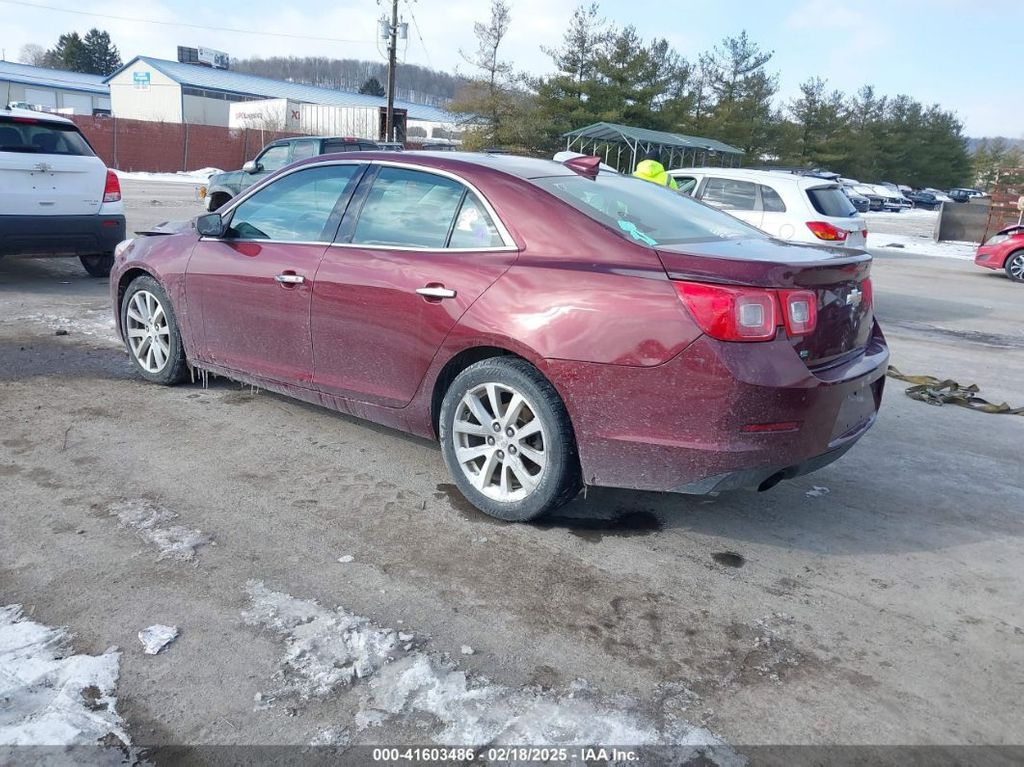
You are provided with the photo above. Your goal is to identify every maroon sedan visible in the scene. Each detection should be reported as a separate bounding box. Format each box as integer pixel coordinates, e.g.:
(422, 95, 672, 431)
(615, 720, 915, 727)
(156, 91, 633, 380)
(110, 152, 887, 521)
(974, 225, 1024, 282)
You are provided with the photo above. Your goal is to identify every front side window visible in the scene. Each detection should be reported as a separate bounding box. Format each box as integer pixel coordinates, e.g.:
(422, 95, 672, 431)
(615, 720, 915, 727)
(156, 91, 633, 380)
(256, 145, 290, 173)
(700, 177, 758, 211)
(351, 167, 466, 249)
(226, 164, 361, 242)
(534, 173, 764, 246)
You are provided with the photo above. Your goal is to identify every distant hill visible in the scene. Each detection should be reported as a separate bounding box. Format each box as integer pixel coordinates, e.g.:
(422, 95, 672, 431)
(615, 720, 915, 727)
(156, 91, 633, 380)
(966, 136, 1024, 154)
(231, 56, 464, 108)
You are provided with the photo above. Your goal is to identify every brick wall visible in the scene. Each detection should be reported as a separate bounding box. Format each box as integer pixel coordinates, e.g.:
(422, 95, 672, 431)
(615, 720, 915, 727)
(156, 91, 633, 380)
(70, 116, 303, 173)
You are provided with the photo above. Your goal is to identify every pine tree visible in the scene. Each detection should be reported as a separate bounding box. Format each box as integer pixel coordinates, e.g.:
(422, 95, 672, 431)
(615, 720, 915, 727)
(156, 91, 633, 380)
(82, 28, 122, 75)
(358, 77, 386, 97)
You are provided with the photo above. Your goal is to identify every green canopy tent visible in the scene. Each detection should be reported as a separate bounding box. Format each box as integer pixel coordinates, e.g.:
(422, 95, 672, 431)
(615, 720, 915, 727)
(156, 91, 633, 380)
(563, 121, 744, 174)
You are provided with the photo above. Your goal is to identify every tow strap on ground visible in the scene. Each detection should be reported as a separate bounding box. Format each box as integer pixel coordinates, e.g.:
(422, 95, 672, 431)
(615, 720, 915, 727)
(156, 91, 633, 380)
(886, 366, 1024, 415)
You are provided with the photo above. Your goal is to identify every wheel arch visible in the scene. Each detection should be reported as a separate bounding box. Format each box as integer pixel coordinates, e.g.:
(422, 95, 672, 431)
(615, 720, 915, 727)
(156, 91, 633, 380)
(116, 266, 159, 334)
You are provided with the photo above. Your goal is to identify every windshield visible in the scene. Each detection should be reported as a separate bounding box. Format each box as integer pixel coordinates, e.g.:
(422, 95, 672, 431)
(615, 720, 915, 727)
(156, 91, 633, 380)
(533, 173, 765, 246)
(0, 117, 95, 156)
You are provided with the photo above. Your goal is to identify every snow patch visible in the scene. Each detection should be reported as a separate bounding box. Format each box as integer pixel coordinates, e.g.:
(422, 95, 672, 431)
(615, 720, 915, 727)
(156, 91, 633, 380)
(114, 168, 222, 184)
(242, 581, 400, 700)
(16, 310, 117, 344)
(336, 555, 355, 564)
(805, 486, 830, 498)
(137, 625, 178, 655)
(866, 232, 976, 260)
(0, 605, 130, 748)
(108, 499, 211, 561)
(244, 584, 739, 762)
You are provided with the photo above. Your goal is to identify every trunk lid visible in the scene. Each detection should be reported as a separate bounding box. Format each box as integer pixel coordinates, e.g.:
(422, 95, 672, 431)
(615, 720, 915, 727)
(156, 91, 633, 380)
(657, 238, 874, 368)
(0, 115, 106, 216)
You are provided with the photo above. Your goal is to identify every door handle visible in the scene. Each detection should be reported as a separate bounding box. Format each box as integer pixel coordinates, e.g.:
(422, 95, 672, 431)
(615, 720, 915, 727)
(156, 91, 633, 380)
(416, 285, 456, 299)
(275, 273, 305, 284)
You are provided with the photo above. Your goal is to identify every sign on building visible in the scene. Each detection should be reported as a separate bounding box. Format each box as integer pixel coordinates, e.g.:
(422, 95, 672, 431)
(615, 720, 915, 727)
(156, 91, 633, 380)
(133, 72, 151, 90)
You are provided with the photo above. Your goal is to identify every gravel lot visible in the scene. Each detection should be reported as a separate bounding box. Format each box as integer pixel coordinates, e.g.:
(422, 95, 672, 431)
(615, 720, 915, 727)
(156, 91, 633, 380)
(1, 180, 1022, 758)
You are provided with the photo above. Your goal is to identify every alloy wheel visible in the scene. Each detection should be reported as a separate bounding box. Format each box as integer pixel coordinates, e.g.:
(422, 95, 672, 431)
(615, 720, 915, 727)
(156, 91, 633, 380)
(452, 382, 547, 502)
(125, 290, 171, 373)
(1008, 253, 1024, 281)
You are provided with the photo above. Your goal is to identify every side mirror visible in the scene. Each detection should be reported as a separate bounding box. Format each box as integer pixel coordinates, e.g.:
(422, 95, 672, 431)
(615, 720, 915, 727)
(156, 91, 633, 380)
(242, 160, 259, 173)
(196, 213, 226, 238)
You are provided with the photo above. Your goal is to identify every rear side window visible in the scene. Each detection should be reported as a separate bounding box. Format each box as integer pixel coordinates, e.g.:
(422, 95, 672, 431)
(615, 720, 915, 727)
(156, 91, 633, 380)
(0, 117, 95, 156)
(701, 177, 757, 211)
(807, 186, 856, 217)
(324, 140, 378, 153)
(449, 194, 503, 248)
(289, 140, 317, 161)
(760, 184, 787, 212)
(673, 176, 698, 195)
(352, 166, 465, 248)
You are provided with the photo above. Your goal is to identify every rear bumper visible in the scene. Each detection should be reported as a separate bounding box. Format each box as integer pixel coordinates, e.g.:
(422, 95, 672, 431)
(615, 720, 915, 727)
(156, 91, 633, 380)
(546, 321, 889, 494)
(0, 214, 126, 257)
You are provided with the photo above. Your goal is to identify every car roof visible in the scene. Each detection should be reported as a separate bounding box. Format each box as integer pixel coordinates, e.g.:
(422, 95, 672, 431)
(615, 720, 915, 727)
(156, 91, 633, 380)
(304, 150, 578, 180)
(0, 106, 75, 126)
(669, 166, 838, 188)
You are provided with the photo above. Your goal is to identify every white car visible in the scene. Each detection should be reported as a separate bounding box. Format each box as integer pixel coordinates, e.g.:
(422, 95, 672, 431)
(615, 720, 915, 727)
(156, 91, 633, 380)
(0, 107, 125, 276)
(668, 167, 867, 249)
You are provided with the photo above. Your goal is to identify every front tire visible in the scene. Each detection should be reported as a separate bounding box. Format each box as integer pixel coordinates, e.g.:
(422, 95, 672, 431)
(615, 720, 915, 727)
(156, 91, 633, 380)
(121, 275, 189, 385)
(1005, 250, 1024, 283)
(439, 357, 582, 522)
(80, 254, 114, 277)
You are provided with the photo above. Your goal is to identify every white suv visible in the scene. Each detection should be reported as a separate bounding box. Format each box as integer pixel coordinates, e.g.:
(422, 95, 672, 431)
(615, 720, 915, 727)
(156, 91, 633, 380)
(0, 107, 125, 276)
(668, 167, 867, 249)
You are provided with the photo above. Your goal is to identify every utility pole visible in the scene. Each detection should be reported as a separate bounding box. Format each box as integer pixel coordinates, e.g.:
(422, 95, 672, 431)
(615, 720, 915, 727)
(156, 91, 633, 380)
(384, 0, 398, 142)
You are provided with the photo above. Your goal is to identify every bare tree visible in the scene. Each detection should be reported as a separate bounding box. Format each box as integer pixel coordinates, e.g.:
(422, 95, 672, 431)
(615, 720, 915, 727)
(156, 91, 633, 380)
(19, 44, 47, 66)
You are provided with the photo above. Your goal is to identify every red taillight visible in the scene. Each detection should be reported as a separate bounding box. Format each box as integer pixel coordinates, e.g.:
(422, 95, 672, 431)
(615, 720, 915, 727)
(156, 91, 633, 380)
(861, 277, 873, 308)
(674, 281, 819, 342)
(674, 282, 778, 342)
(11, 116, 39, 123)
(806, 221, 848, 241)
(103, 169, 121, 203)
(861, 228, 868, 239)
(778, 289, 817, 336)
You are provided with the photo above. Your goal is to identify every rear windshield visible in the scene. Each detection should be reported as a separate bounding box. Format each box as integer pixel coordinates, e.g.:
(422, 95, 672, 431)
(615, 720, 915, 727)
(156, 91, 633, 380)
(0, 117, 95, 156)
(533, 173, 765, 246)
(806, 186, 856, 217)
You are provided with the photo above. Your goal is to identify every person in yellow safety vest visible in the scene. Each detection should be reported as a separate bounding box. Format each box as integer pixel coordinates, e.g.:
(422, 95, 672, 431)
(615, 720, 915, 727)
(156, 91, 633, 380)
(632, 148, 678, 189)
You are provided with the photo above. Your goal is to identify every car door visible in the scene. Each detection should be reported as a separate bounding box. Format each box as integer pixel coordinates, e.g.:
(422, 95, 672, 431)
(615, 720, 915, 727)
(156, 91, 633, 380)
(185, 162, 365, 386)
(311, 164, 518, 407)
(697, 177, 763, 229)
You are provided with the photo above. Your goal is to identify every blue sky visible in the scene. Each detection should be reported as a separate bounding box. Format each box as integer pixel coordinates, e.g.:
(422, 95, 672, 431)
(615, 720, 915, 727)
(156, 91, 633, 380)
(2, 0, 1021, 136)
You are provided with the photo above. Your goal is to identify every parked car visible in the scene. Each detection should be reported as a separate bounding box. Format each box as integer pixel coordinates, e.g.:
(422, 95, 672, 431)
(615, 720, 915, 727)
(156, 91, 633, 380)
(848, 184, 886, 212)
(841, 186, 872, 213)
(948, 188, 986, 203)
(869, 184, 909, 212)
(202, 136, 380, 211)
(0, 106, 125, 277)
(905, 191, 941, 210)
(668, 167, 868, 249)
(922, 188, 953, 203)
(110, 152, 887, 521)
(974, 225, 1024, 282)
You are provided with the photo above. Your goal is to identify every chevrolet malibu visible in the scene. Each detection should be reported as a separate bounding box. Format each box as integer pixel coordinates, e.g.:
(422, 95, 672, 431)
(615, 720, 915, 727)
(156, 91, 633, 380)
(110, 152, 888, 521)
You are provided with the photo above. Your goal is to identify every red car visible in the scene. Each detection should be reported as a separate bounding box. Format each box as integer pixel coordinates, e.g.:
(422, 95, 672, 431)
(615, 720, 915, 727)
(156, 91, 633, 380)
(975, 225, 1024, 282)
(109, 152, 888, 521)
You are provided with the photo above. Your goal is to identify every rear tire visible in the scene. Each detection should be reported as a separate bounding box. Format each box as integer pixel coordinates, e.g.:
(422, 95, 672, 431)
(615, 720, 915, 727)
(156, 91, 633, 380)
(439, 357, 582, 522)
(80, 254, 114, 277)
(121, 275, 189, 385)
(1004, 250, 1024, 283)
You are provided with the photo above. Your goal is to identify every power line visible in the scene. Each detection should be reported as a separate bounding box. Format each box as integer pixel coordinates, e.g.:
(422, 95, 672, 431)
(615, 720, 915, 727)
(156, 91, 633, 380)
(0, 0, 378, 45)
(404, 0, 433, 70)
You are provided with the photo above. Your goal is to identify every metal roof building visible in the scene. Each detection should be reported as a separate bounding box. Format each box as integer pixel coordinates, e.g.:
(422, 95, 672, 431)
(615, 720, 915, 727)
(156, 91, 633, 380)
(104, 56, 459, 134)
(0, 60, 111, 115)
(564, 121, 743, 173)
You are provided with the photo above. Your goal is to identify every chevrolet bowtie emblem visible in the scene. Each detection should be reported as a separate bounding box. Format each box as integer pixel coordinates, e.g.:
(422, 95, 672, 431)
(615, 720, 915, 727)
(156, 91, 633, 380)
(846, 288, 863, 306)
(33, 162, 53, 172)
